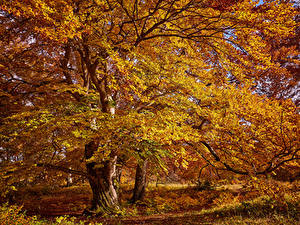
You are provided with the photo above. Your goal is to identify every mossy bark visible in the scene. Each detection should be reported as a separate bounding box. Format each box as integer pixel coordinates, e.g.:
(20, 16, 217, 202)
(85, 141, 120, 215)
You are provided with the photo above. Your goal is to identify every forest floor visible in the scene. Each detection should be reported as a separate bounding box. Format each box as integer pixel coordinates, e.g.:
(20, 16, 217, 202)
(2, 181, 299, 224)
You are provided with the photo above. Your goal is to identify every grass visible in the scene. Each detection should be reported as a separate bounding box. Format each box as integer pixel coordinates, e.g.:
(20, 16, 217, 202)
(213, 215, 298, 225)
(1, 180, 299, 224)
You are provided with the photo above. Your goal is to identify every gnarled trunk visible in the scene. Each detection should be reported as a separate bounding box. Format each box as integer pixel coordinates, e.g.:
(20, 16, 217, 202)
(130, 159, 148, 203)
(85, 141, 120, 214)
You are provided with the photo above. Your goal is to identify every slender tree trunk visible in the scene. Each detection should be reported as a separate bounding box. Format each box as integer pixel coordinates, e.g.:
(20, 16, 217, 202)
(115, 157, 123, 189)
(85, 141, 120, 214)
(130, 159, 148, 203)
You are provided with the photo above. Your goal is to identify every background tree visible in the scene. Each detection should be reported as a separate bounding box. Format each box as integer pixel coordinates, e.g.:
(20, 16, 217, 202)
(253, 1, 299, 104)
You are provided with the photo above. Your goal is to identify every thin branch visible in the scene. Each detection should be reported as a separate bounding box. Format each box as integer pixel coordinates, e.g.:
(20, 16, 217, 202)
(37, 163, 88, 177)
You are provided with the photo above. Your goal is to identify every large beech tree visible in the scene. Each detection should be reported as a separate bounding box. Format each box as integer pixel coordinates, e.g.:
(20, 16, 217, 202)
(0, 0, 299, 214)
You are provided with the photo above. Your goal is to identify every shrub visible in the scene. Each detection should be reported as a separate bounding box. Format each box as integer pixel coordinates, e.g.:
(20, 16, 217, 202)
(0, 204, 43, 225)
(0, 203, 102, 225)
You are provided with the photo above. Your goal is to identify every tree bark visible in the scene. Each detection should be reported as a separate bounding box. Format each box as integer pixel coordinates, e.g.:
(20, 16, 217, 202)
(85, 141, 120, 214)
(130, 159, 148, 203)
(80, 44, 120, 214)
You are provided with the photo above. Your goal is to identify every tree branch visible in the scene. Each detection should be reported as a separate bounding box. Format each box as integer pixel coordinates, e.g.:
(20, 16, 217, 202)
(37, 163, 88, 177)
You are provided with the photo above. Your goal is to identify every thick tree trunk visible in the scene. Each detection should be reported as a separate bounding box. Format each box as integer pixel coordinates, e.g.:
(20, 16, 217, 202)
(85, 141, 120, 214)
(130, 160, 148, 203)
(80, 44, 120, 214)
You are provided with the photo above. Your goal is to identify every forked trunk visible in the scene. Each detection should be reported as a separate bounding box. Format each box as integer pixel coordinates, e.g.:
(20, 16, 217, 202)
(130, 159, 148, 203)
(85, 141, 120, 214)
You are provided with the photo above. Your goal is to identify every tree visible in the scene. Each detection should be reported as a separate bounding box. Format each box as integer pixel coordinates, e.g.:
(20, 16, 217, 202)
(1, 0, 299, 214)
(191, 84, 299, 175)
(252, 2, 299, 103)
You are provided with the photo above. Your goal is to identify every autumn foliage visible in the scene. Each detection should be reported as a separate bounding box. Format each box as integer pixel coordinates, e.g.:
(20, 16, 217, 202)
(0, 0, 299, 216)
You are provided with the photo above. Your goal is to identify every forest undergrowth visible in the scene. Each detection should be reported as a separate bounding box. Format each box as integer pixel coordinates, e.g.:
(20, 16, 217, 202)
(1, 180, 299, 225)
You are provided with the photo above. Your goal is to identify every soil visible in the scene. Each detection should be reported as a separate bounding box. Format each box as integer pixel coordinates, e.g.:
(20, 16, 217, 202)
(7, 183, 299, 225)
